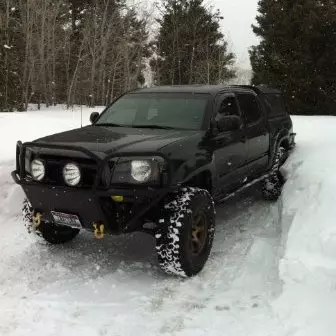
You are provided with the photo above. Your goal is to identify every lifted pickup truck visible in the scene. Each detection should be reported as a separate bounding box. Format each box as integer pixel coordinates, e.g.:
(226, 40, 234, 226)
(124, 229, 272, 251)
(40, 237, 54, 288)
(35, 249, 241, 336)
(12, 85, 295, 277)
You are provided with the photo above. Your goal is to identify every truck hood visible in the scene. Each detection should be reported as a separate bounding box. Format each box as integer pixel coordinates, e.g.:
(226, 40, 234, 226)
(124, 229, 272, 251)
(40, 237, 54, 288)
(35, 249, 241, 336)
(34, 125, 199, 156)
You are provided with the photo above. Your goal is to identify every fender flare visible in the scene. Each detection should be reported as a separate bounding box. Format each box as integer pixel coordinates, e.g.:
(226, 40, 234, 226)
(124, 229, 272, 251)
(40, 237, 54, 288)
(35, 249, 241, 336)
(173, 152, 217, 192)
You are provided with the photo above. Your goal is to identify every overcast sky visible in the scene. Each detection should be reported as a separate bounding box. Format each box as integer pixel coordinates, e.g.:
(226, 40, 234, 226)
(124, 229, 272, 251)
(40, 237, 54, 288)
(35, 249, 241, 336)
(210, 0, 260, 69)
(142, 0, 260, 69)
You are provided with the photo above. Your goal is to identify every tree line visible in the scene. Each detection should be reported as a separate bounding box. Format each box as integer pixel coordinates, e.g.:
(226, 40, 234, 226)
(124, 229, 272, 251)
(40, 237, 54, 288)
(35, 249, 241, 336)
(251, 0, 336, 115)
(1, 0, 335, 115)
(0, 0, 152, 111)
(0, 0, 236, 112)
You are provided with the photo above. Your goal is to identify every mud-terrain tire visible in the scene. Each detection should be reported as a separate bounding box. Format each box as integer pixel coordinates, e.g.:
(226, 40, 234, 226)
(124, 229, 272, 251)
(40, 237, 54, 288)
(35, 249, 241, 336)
(23, 198, 35, 234)
(279, 146, 289, 167)
(155, 187, 215, 277)
(262, 147, 286, 201)
(22, 198, 80, 244)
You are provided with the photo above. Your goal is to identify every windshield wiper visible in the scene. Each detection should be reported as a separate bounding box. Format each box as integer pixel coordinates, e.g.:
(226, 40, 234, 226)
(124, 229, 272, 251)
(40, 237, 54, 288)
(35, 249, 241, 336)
(94, 123, 125, 127)
(131, 124, 177, 130)
(95, 123, 180, 130)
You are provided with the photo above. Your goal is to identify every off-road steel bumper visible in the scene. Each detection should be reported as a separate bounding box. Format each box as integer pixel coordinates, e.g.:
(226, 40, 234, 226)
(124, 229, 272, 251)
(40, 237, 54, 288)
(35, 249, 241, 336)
(12, 141, 174, 234)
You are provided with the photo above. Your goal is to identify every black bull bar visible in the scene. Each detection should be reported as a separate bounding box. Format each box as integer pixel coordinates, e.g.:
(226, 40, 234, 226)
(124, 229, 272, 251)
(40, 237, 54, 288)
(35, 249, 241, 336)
(12, 141, 175, 233)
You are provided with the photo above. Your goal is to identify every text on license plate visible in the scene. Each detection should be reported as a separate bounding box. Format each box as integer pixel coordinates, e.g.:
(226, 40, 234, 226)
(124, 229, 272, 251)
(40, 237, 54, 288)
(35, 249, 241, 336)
(51, 211, 82, 229)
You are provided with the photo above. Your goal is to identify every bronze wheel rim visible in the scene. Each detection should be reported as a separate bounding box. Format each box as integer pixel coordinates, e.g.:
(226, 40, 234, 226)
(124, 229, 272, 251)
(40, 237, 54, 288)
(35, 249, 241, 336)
(190, 210, 208, 256)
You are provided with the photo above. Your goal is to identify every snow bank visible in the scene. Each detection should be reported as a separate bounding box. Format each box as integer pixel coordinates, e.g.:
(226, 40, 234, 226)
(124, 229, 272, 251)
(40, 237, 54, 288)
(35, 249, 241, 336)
(1, 109, 336, 335)
(275, 116, 336, 336)
(0, 105, 101, 161)
(0, 105, 103, 230)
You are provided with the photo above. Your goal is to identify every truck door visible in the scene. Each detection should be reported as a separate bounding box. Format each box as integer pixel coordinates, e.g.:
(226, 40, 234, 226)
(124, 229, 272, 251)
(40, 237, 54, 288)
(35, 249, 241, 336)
(236, 92, 270, 176)
(212, 93, 247, 194)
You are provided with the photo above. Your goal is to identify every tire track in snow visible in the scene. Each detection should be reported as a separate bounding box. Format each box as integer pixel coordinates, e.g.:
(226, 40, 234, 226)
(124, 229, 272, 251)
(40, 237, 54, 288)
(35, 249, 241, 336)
(143, 190, 285, 335)
(0, 164, 285, 336)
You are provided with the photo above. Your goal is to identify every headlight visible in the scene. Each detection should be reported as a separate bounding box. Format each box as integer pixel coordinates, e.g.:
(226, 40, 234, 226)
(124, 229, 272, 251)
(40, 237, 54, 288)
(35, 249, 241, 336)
(30, 159, 45, 181)
(63, 163, 81, 186)
(110, 157, 164, 185)
(131, 160, 152, 182)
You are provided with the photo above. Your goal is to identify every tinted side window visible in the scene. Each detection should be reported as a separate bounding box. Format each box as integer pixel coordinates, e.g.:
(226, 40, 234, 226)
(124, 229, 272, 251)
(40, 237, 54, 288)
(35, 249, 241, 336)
(263, 94, 287, 117)
(237, 94, 261, 125)
(218, 96, 239, 116)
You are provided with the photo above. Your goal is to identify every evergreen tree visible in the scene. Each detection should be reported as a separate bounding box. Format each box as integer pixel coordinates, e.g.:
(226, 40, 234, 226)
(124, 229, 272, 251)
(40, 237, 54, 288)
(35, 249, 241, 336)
(250, 0, 336, 115)
(151, 0, 235, 86)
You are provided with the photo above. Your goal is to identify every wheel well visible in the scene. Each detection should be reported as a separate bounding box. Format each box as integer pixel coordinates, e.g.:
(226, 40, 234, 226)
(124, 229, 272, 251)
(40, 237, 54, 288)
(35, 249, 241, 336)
(279, 138, 290, 150)
(184, 171, 212, 194)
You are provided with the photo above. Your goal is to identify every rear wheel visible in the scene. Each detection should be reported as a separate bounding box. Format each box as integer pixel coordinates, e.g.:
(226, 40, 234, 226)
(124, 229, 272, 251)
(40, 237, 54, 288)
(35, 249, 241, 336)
(22, 198, 80, 244)
(155, 187, 215, 277)
(278, 146, 289, 166)
(261, 146, 285, 201)
(261, 173, 284, 201)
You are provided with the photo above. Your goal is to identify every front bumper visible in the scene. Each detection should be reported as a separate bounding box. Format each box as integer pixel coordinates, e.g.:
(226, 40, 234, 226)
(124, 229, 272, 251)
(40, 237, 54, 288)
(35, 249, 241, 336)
(12, 142, 174, 234)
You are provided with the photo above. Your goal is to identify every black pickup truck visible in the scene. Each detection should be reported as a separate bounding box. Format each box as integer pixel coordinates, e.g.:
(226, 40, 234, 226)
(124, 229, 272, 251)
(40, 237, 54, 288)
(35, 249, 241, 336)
(12, 85, 295, 277)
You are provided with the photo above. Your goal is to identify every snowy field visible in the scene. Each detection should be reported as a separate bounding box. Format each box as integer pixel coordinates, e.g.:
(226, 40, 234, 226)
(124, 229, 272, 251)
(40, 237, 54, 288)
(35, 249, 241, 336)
(0, 106, 335, 336)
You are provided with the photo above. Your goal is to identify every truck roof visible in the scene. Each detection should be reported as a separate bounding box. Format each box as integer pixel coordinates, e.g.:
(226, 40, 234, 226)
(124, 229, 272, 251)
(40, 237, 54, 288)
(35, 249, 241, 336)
(136, 85, 282, 96)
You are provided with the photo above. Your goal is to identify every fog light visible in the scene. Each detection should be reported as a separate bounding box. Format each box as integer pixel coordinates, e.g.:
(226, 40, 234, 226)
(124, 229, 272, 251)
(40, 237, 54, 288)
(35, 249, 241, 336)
(30, 159, 45, 181)
(63, 163, 81, 186)
(111, 195, 124, 202)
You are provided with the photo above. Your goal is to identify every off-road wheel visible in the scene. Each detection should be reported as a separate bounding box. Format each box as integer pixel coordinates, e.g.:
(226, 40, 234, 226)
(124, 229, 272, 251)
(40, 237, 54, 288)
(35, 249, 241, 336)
(261, 173, 284, 201)
(261, 147, 286, 201)
(155, 187, 215, 277)
(22, 198, 80, 244)
(278, 146, 289, 167)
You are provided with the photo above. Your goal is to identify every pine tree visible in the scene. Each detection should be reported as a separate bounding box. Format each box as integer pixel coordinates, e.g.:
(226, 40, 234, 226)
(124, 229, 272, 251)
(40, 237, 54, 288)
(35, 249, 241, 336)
(151, 0, 235, 86)
(250, 0, 336, 115)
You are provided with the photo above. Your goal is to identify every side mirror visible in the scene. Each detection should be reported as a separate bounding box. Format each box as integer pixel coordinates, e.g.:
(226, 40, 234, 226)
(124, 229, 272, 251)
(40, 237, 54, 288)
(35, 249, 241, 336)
(90, 112, 100, 124)
(216, 115, 243, 132)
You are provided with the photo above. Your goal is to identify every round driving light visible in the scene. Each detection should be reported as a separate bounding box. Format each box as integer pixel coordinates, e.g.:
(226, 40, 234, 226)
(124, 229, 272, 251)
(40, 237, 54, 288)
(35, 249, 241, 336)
(63, 163, 81, 186)
(131, 160, 152, 182)
(30, 159, 45, 181)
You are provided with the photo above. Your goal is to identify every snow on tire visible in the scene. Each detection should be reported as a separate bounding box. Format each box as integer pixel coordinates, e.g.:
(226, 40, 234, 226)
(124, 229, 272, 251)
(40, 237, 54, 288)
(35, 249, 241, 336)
(155, 187, 215, 277)
(262, 147, 286, 201)
(22, 198, 79, 243)
(22, 198, 40, 235)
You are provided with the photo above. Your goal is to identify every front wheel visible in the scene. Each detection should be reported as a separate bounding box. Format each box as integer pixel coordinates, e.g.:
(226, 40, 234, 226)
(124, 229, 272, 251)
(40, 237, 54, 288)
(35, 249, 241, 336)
(155, 187, 215, 277)
(22, 198, 80, 244)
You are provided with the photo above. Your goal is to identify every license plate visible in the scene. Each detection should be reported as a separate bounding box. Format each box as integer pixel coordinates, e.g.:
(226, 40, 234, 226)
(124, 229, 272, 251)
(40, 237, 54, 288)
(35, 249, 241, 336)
(51, 211, 82, 229)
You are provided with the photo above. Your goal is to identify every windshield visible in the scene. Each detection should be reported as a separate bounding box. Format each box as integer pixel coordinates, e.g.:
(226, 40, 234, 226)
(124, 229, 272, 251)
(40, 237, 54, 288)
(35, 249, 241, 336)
(96, 93, 210, 130)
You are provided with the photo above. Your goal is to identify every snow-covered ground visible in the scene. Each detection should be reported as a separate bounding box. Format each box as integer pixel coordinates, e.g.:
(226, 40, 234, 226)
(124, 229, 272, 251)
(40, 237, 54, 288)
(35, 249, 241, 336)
(0, 107, 335, 336)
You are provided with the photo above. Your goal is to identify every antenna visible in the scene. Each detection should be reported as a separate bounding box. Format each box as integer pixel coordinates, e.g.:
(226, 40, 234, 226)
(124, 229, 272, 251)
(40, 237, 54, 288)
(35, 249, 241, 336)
(80, 103, 83, 128)
(80, 90, 83, 128)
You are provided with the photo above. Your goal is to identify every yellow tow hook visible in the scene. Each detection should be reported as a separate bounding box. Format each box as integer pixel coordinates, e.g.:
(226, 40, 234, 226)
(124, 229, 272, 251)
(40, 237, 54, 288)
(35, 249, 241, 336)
(93, 223, 105, 240)
(32, 212, 42, 230)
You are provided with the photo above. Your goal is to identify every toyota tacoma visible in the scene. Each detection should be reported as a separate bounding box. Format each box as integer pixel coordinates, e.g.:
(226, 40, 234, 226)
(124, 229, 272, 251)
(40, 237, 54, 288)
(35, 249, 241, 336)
(12, 85, 295, 277)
